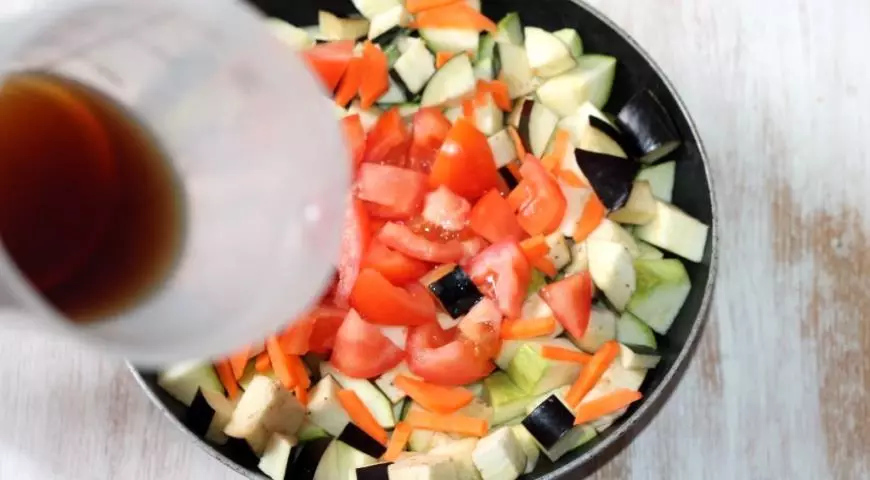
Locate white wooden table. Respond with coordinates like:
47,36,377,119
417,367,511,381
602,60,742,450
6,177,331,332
2,0,869,478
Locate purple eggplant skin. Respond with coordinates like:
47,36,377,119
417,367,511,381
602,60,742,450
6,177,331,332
574,148,641,211
284,437,333,480
616,90,682,164
357,462,393,480
588,115,638,161
522,395,577,450
338,423,388,459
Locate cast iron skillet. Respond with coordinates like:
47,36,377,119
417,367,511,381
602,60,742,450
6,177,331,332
130,0,719,477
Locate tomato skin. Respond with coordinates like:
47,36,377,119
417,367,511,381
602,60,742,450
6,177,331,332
408,107,452,173
378,222,465,264
350,268,437,326
364,108,412,167
457,298,503,359
356,163,428,218
341,114,366,170
302,40,355,92
469,188,526,244
332,309,406,378
513,155,567,236
421,186,471,232
429,118,499,201
460,236,488,262
302,305,348,354
362,239,432,285
335,198,372,307
539,271,593,340
406,322,496,385
467,241,531,319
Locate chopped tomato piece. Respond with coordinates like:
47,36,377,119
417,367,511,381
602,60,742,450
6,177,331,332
356,163,428,218
460,236,488,261
279,316,314,355
331,309,406,378
429,118,499,201
350,268,437,326
408,107,452,173
341,114,366,170
335,198,372,307
539,271,594,340
362,240,432,285
457,298,503,359
412,2,497,32
364,108,412,167
378,222,465,263
302,40,355,92
512,155,567,236
421,186,471,232
469,189,526,244
359,41,389,109
406,322,496,385
306,305,348,354
467,241,531,319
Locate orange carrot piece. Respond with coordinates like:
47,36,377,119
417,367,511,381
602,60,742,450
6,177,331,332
335,56,364,107
413,3,497,32
436,51,455,68
406,0,462,13
215,360,240,400
531,256,557,277
405,409,488,437
507,126,526,159
229,347,251,380
359,41,389,109
573,389,643,425
565,341,621,407
541,345,592,364
286,355,310,390
254,351,272,373
501,316,557,339
383,422,413,461
505,161,523,182
520,235,549,260
572,194,607,242
337,390,389,445
294,385,309,406
462,98,476,119
266,336,296,390
485,80,512,111
540,130,570,172
394,375,475,414
556,169,587,187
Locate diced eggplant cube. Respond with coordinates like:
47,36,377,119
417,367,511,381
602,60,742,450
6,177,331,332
338,423,388,459
307,375,352,436
472,427,527,480
426,265,484,318
619,343,662,369
616,89,681,164
521,395,575,450
357,462,392,480
224,375,306,454
186,388,235,445
258,433,298,480
388,454,458,479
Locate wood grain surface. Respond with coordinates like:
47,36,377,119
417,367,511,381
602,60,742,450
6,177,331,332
2,0,869,478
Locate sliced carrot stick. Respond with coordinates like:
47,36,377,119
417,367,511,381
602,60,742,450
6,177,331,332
394,375,475,414
573,389,643,425
337,389,389,445
531,256,557,277
541,345,592,364
572,194,607,243
406,0,461,13
286,355,310,390
254,351,272,373
462,97,476,119
541,130,570,172
556,168,587,187
229,347,250,380
334,56,364,107
520,235,549,260
507,126,526,159
266,336,296,390
294,386,309,406
436,51,455,68
359,41,389,109
505,160,523,182
405,409,488,437
383,422,413,461
215,360,240,400
485,80,512,111
501,316,557,339
412,3,497,32
565,340,620,407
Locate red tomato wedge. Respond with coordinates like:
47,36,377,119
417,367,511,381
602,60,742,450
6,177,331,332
350,268,437,326
512,155,567,236
378,222,465,263
460,236,488,261
307,305,348,354
362,240,432,285
359,41,389,109
356,163,428,218
408,107,452,173
467,241,531,319
421,186,471,232
429,118,499,201
457,298,503,359
335,198,372,307
279,316,314,355
469,189,526,244
341,114,366,170
406,322,496,385
364,108,411,167
539,271,594,340
331,309,406,378
302,40,355,92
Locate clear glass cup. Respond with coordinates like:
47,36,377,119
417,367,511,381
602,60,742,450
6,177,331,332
0,0,348,365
